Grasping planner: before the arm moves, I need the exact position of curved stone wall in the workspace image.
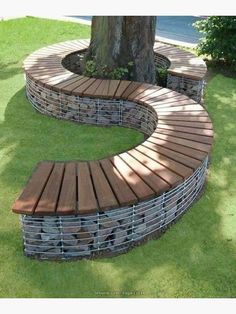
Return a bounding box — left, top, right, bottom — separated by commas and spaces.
22, 156, 207, 260
26, 75, 158, 136
17, 42, 212, 260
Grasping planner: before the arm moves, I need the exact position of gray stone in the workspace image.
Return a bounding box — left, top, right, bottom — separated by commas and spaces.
113, 228, 127, 246
164, 207, 177, 224
77, 228, 93, 244
42, 225, 60, 234
99, 217, 119, 229
62, 234, 78, 246
41, 233, 60, 241
134, 223, 147, 235
24, 225, 41, 233
61, 225, 81, 234
144, 207, 158, 223
82, 220, 98, 233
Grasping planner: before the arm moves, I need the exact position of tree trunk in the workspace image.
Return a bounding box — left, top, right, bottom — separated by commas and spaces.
84, 16, 157, 84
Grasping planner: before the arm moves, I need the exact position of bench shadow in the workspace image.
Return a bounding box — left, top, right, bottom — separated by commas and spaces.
1, 77, 236, 297
0, 61, 23, 80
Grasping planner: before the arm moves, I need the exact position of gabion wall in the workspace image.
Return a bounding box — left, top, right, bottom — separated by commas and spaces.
22, 51, 208, 260
62, 50, 205, 103
154, 53, 204, 102
22, 157, 208, 260
26, 75, 158, 136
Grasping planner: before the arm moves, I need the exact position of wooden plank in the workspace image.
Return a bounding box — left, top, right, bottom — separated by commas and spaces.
158, 116, 212, 130
152, 98, 197, 108
119, 152, 170, 193
155, 127, 213, 144
100, 159, 138, 206
12, 162, 54, 214
107, 80, 120, 98
139, 88, 171, 103
110, 155, 155, 200
72, 78, 97, 95
142, 141, 201, 170
128, 149, 184, 186
158, 114, 212, 123
136, 145, 193, 178
83, 79, 103, 97
127, 83, 152, 101
89, 161, 119, 210
132, 86, 163, 102
156, 110, 209, 117
148, 135, 207, 161
157, 123, 214, 136
57, 163, 77, 214
143, 91, 187, 105
53, 75, 85, 92
92, 80, 110, 98
77, 162, 98, 214
121, 82, 143, 99
114, 80, 131, 98
153, 131, 212, 153
156, 104, 205, 112
63, 76, 90, 93
34, 163, 65, 214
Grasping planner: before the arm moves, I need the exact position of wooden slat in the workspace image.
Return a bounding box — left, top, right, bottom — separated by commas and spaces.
155, 127, 213, 145
158, 118, 212, 127
110, 155, 155, 200
152, 98, 197, 108
153, 131, 212, 152
139, 88, 171, 103
72, 78, 97, 95
148, 135, 207, 161
127, 83, 152, 101
77, 162, 98, 214
62, 76, 90, 93
12, 162, 54, 214
121, 82, 143, 99
92, 80, 110, 98
158, 115, 211, 123
128, 149, 184, 186
89, 161, 119, 210
114, 80, 131, 98
157, 110, 209, 117
83, 79, 103, 96
133, 86, 162, 102
119, 152, 170, 193
100, 159, 138, 205
156, 104, 205, 112
135, 145, 193, 178
107, 80, 120, 98
57, 163, 77, 214
34, 163, 65, 214
53, 75, 84, 91
142, 141, 201, 170
157, 123, 214, 136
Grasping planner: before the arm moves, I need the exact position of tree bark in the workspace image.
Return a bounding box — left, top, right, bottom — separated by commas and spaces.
84, 16, 157, 84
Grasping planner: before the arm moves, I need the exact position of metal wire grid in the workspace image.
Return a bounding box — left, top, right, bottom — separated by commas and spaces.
167, 74, 204, 103
21, 157, 208, 259
26, 75, 158, 136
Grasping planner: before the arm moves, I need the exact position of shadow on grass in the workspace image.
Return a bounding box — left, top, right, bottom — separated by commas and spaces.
0, 61, 22, 80
0, 75, 236, 297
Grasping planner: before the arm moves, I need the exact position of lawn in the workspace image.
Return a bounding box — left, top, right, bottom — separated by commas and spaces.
0, 17, 236, 298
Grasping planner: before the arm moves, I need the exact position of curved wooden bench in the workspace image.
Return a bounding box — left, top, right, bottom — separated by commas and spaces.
12, 40, 213, 259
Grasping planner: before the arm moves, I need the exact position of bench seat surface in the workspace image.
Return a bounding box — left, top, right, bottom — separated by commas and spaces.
12, 40, 212, 215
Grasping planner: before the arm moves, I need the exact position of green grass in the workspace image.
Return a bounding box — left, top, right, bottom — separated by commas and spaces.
0, 17, 236, 298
